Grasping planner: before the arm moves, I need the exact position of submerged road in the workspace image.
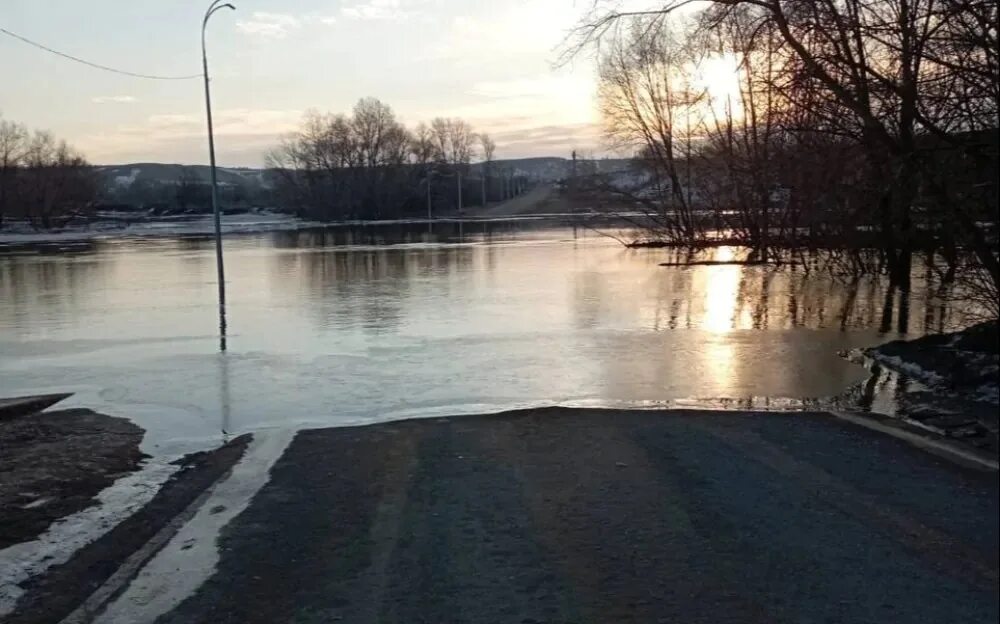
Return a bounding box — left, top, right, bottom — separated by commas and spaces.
103, 409, 997, 623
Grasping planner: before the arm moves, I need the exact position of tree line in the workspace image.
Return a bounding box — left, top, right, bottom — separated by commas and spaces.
0, 115, 96, 229
569, 0, 997, 310
266, 97, 515, 221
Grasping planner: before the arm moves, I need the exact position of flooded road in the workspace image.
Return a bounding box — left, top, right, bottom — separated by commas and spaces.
101, 409, 1000, 624
0, 221, 962, 451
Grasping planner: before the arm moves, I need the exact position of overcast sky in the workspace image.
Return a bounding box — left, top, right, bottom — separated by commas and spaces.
0, 0, 615, 167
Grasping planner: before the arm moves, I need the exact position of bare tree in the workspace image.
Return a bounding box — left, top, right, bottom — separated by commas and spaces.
478, 133, 496, 204
0, 117, 29, 227
568, 0, 998, 296
411, 123, 437, 166
479, 133, 496, 164
695, 5, 789, 260
267, 102, 482, 220
430, 117, 476, 167
0, 115, 95, 229
593, 18, 705, 241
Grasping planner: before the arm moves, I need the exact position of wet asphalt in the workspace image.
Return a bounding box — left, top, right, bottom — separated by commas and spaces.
155, 409, 998, 624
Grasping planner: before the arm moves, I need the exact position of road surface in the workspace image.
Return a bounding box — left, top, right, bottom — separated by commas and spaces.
95, 409, 999, 623
468, 185, 572, 217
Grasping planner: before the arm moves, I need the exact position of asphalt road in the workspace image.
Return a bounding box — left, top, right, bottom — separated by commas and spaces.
118, 409, 998, 623
466, 185, 569, 217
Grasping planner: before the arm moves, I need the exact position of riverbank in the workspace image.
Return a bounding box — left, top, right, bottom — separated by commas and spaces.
0, 211, 323, 246
0, 398, 250, 621
0, 406, 145, 549
826, 321, 998, 460
866, 321, 998, 400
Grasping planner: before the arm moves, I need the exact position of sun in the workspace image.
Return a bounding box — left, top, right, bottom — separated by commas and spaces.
696, 54, 743, 109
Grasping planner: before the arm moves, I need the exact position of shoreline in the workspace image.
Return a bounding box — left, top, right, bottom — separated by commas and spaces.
860, 322, 999, 448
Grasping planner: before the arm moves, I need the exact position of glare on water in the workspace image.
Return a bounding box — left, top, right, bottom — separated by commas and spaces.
0, 222, 962, 451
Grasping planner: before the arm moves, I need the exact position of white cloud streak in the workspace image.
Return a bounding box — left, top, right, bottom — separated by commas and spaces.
92, 96, 138, 104
236, 12, 301, 38
80, 109, 304, 166
341, 0, 412, 21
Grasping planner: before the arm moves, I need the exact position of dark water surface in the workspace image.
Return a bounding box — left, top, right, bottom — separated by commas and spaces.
0, 220, 963, 451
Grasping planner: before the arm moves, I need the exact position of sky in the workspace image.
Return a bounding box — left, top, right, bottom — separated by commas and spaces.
0, 0, 613, 167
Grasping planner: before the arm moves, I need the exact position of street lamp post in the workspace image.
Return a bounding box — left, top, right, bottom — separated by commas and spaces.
426, 171, 433, 221
202, 0, 235, 352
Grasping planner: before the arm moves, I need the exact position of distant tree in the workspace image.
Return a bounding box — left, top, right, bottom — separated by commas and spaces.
0, 114, 96, 229
175, 167, 206, 211
0, 117, 30, 227
266, 99, 480, 220
479, 133, 496, 203
430, 117, 475, 168
411, 122, 437, 166
479, 133, 496, 167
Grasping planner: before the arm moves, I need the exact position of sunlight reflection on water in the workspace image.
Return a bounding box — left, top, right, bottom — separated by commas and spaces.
0, 221, 965, 451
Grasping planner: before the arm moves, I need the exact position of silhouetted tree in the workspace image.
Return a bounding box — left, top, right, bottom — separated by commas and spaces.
0, 115, 96, 229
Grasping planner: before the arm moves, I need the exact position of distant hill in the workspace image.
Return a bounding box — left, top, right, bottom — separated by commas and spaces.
471, 157, 633, 181
92, 157, 637, 212
97, 157, 635, 191
93, 164, 274, 212
96, 163, 271, 191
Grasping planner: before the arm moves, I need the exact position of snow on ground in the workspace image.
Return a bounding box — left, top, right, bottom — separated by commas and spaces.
0, 212, 324, 245
0, 213, 599, 247
113, 168, 142, 189
866, 353, 948, 387
93, 430, 295, 624
0, 458, 180, 617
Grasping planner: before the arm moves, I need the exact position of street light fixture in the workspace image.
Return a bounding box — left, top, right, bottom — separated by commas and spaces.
202, 0, 235, 352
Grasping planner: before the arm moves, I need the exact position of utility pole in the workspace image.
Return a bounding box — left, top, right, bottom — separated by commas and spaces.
457, 170, 463, 213
426, 172, 433, 221
202, 0, 235, 352
481, 174, 486, 207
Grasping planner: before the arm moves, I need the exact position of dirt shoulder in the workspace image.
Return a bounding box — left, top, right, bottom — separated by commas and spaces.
0, 408, 146, 549
4, 432, 251, 624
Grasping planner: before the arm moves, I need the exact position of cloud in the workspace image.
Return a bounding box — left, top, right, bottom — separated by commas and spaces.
236, 12, 301, 38
139, 109, 302, 138
425, 7, 579, 66
341, 0, 411, 21
490, 122, 603, 158
91, 96, 138, 104
468, 76, 585, 100
80, 109, 303, 167
413, 72, 596, 135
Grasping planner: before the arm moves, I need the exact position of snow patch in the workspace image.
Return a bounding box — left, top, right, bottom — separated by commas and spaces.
0, 212, 321, 245
113, 169, 142, 189
867, 352, 946, 386
0, 459, 180, 617
93, 430, 295, 624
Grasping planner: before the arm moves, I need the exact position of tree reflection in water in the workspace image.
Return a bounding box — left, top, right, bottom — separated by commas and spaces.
0, 223, 980, 437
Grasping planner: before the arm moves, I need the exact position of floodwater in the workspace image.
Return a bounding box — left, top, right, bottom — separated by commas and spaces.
0, 220, 963, 452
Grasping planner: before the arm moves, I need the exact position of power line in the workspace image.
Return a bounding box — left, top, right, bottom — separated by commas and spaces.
0, 26, 203, 80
